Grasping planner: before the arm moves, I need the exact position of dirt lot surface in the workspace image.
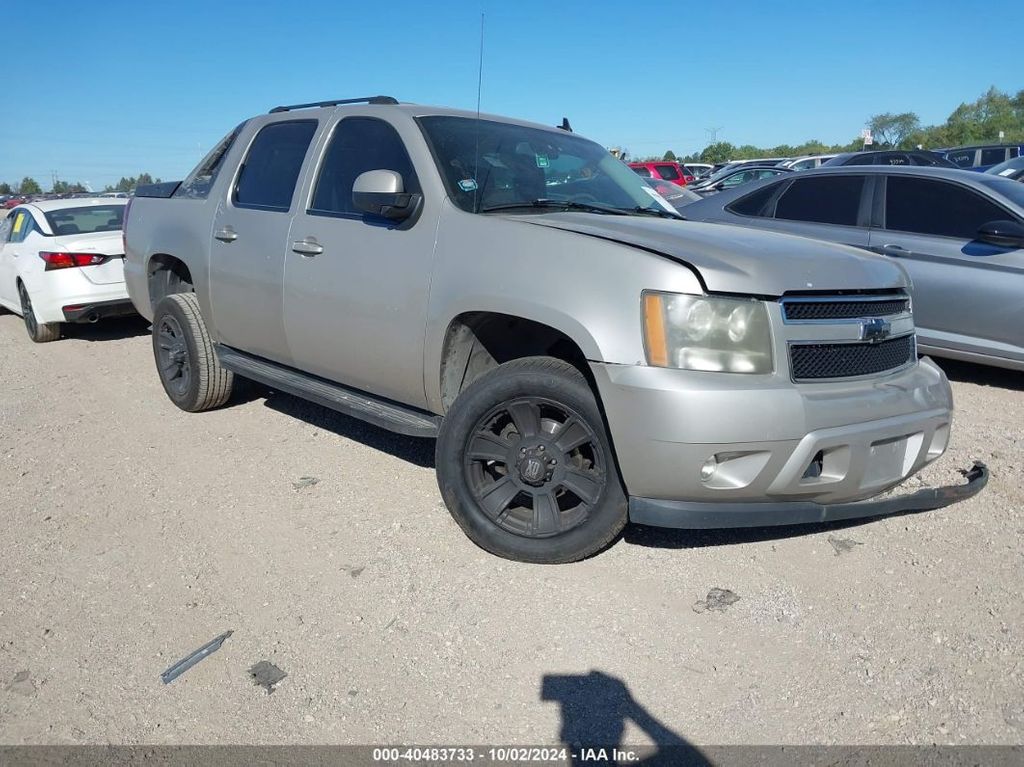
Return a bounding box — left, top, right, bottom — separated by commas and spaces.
0, 312, 1021, 748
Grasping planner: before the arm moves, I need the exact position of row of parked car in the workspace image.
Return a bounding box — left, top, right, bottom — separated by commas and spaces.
629, 142, 1024, 197
0, 98, 1000, 564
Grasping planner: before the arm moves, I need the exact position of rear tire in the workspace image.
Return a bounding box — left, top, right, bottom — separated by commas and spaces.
152, 292, 233, 412
436, 356, 627, 564
18, 283, 60, 343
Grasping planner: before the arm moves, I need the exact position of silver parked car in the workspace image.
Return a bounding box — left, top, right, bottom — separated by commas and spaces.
123, 97, 984, 563
682, 165, 1024, 371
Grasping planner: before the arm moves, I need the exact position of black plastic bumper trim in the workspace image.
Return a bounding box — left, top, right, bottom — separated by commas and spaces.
61, 299, 136, 323
628, 461, 988, 529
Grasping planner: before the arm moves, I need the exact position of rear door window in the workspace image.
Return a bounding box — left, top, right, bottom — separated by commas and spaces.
946, 150, 975, 168
981, 147, 1007, 166
631, 166, 652, 177
234, 120, 318, 212
774, 175, 865, 226
885, 176, 1009, 239
310, 117, 420, 217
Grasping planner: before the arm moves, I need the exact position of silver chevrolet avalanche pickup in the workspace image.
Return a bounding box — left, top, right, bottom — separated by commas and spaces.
124, 96, 986, 563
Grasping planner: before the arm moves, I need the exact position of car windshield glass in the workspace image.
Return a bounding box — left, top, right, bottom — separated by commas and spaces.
988, 157, 1024, 176
44, 205, 125, 235
418, 116, 676, 216
976, 176, 1024, 208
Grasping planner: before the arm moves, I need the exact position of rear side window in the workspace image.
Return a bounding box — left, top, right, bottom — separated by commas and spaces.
981, 147, 1007, 166
844, 154, 876, 166
175, 123, 244, 199
631, 166, 652, 177
310, 117, 420, 217
7, 209, 36, 243
946, 150, 974, 168
726, 183, 779, 216
655, 164, 681, 181
234, 120, 317, 212
885, 176, 1008, 239
774, 175, 865, 226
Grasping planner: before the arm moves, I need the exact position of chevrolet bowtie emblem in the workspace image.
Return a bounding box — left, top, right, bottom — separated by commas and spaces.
860, 318, 892, 343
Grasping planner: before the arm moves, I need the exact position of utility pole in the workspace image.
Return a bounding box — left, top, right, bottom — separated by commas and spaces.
705, 126, 724, 144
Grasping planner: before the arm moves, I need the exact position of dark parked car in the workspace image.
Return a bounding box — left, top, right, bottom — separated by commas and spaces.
681, 166, 1024, 371
938, 144, 1023, 172
985, 156, 1024, 182
687, 165, 791, 196
823, 150, 958, 168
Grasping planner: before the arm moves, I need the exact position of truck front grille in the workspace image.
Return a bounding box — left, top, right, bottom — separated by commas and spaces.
790, 335, 916, 381
782, 295, 910, 321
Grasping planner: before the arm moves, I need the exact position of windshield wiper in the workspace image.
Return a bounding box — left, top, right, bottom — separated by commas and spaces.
480, 199, 629, 216
628, 205, 684, 220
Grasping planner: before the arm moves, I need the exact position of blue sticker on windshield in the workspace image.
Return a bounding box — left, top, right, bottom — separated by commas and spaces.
458, 179, 478, 192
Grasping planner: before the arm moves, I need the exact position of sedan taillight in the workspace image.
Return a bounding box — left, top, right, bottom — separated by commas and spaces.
39, 252, 109, 270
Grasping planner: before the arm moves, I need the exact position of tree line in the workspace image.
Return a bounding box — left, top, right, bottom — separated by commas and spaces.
0, 173, 162, 197
640, 86, 1024, 164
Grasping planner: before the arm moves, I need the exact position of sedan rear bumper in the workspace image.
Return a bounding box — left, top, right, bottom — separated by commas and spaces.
629, 461, 987, 529
61, 299, 136, 323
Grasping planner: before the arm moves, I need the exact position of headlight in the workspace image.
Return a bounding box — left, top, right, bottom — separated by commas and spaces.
643, 292, 773, 374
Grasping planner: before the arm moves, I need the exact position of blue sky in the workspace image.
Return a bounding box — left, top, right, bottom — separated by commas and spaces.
3, 0, 1021, 189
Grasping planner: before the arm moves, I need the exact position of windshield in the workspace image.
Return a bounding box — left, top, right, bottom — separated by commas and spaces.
44, 204, 125, 235
988, 157, 1024, 176
418, 116, 676, 216
977, 175, 1024, 209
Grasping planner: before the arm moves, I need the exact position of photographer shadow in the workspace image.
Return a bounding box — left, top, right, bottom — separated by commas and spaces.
541, 671, 708, 766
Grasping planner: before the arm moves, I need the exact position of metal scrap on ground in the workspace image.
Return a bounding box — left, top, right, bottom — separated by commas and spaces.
159, 630, 234, 684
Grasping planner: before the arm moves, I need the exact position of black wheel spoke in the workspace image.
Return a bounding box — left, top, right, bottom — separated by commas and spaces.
478, 476, 518, 520
531, 491, 561, 536
554, 417, 592, 453
507, 401, 541, 438
467, 432, 509, 463
561, 467, 602, 505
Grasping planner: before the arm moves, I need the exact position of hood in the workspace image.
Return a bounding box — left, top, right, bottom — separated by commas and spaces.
517, 214, 907, 296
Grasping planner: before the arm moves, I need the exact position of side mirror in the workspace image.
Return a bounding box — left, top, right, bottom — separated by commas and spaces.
977, 219, 1024, 248
352, 170, 420, 221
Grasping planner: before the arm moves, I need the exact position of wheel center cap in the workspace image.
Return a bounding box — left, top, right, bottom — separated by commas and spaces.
517, 447, 553, 487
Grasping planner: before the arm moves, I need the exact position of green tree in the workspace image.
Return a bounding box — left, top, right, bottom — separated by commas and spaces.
867, 112, 921, 149
662, 150, 677, 161
19, 177, 41, 195
699, 141, 736, 164
0, 182, 12, 195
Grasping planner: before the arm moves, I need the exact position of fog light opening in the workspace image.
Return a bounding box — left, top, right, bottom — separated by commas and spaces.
802, 451, 824, 480
700, 457, 718, 482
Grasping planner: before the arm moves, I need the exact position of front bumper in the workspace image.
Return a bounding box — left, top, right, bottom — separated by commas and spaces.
630, 461, 988, 528
591, 357, 981, 527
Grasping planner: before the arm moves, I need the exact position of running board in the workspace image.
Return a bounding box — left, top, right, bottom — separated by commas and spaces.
216, 346, 441, 438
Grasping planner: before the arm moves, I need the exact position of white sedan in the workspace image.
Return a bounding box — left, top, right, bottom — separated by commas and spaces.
0, 198, 135, 342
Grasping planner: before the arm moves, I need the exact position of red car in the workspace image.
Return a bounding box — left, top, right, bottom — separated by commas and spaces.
628, 161, 694, 186
3, 197, 26, 209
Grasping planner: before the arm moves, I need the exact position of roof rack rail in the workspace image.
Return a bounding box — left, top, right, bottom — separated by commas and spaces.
268, 96, 399, 114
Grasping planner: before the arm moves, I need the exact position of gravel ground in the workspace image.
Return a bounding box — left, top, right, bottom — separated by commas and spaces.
0, 312, 1021, 747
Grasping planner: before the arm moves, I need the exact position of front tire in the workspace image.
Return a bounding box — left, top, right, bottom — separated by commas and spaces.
18, 283, 60, 343
152, 292, 233, 412
436, 357, 627, 563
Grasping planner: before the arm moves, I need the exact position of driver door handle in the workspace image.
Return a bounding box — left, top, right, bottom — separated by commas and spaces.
214, 227, 238, 243
291, 238, 323, 257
